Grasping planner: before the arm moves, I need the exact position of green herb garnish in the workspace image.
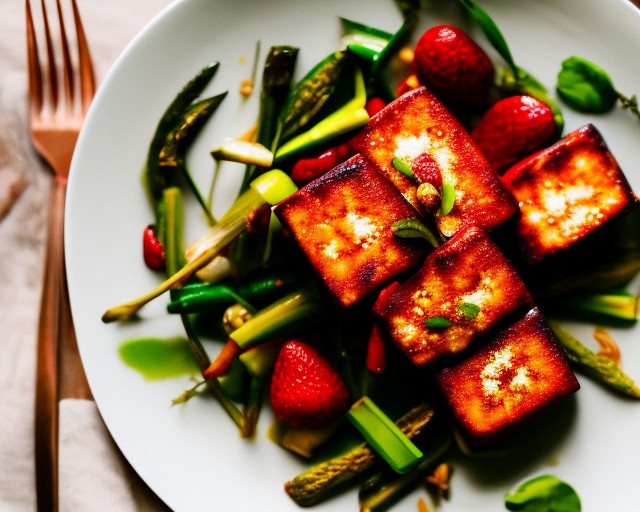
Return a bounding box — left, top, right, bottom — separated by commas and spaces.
458, 302, 481, 319
557, 56, 639, 120
391, 157, 416, 181
424, 317, 452, 329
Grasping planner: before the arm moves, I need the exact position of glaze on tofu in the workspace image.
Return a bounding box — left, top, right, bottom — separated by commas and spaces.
350, 86, 518, 237
434, 308, 580, 447
374, 224, 533, 365
274, 154, 427, 307
501, 124, 639, 264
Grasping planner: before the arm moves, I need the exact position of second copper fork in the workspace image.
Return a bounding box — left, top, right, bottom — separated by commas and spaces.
26, 0, 96, 510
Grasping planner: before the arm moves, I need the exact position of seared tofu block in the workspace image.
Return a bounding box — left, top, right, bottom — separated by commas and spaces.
434, 308, 579, 447
274, 154, 426, 307
501, 124, 639, 264
350, 86, 518, 237
374, 224, 533, 365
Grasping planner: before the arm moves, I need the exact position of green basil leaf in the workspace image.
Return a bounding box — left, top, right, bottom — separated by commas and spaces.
556, 56, 617, 113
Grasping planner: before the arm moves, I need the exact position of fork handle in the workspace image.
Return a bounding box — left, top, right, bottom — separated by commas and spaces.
35, 178, 66, 512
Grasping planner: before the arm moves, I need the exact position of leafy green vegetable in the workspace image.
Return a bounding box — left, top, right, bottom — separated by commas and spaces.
505, 474, 581, 512
557, 56, 617, 113
557, 56, 640, 120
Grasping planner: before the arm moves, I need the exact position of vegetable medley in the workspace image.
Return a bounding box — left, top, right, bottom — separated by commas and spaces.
103, 0, 640, 510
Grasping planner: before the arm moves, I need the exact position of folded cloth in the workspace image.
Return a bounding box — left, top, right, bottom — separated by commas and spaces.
59, 399, 169, 512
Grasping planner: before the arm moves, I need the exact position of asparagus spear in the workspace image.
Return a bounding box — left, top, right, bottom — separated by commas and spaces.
284, 402, 437, 507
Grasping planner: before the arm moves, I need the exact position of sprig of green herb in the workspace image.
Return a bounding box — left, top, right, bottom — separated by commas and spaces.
557, 56, 640, 120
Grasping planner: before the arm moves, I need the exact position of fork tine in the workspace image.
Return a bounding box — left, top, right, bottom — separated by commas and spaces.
55, 0, 75, 113
39, 0, 59, 111
70, 0, 96, 114
25, 0, 43, 117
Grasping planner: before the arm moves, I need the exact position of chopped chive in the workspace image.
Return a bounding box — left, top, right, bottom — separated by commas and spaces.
440, 181, 455, 216
347, 396, 423, 474
424, 317, 451, 329
391, 157, 417, 182
458, 302, 481, 319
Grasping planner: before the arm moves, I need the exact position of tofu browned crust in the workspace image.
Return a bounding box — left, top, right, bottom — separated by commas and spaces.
501, 123, 639, 264
434, 308, 580, 447
274, 154, 427, 307
374, 224, 533, 365
350, 86, 518, 237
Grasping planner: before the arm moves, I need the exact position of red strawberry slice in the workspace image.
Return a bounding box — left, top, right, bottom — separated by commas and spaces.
471, 95, 556, 174
412, 24, 494, 105
270, 340, 350, 429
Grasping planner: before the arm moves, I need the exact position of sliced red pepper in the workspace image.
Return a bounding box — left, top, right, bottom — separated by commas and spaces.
373, 280, 400, 312
396, 73, 420, 97
366, 324, 387, 374
365, 97, 387, 117
143, 224, 166, 271
290, 141, 353, 185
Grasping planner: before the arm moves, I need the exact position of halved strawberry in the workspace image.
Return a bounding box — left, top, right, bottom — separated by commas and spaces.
270, 340, 350, 429
412, 24, 494, 105
471, 95, 556, 174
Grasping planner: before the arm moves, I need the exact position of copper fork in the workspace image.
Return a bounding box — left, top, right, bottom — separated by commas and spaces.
26, 0, 96, 510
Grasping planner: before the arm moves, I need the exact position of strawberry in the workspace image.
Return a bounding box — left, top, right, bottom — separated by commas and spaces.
471, 95, 556, 174
412, 24, 494, 105
270, 340, 350, 429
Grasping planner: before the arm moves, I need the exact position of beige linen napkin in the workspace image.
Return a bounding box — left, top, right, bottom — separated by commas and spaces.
0, 1, 173, 510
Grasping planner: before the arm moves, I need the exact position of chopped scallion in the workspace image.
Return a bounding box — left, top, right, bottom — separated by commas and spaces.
347, 396, 423, 474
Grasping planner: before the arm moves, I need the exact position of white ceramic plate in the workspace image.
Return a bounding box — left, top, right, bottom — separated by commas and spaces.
66, 0, 640, 510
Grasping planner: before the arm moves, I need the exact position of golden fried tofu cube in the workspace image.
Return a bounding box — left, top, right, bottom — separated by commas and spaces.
350, 86, 518, 237
274, 154, 426, 307
501, 124, 639, 264
434, 308, 579, 447
375, 224, 533, 365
